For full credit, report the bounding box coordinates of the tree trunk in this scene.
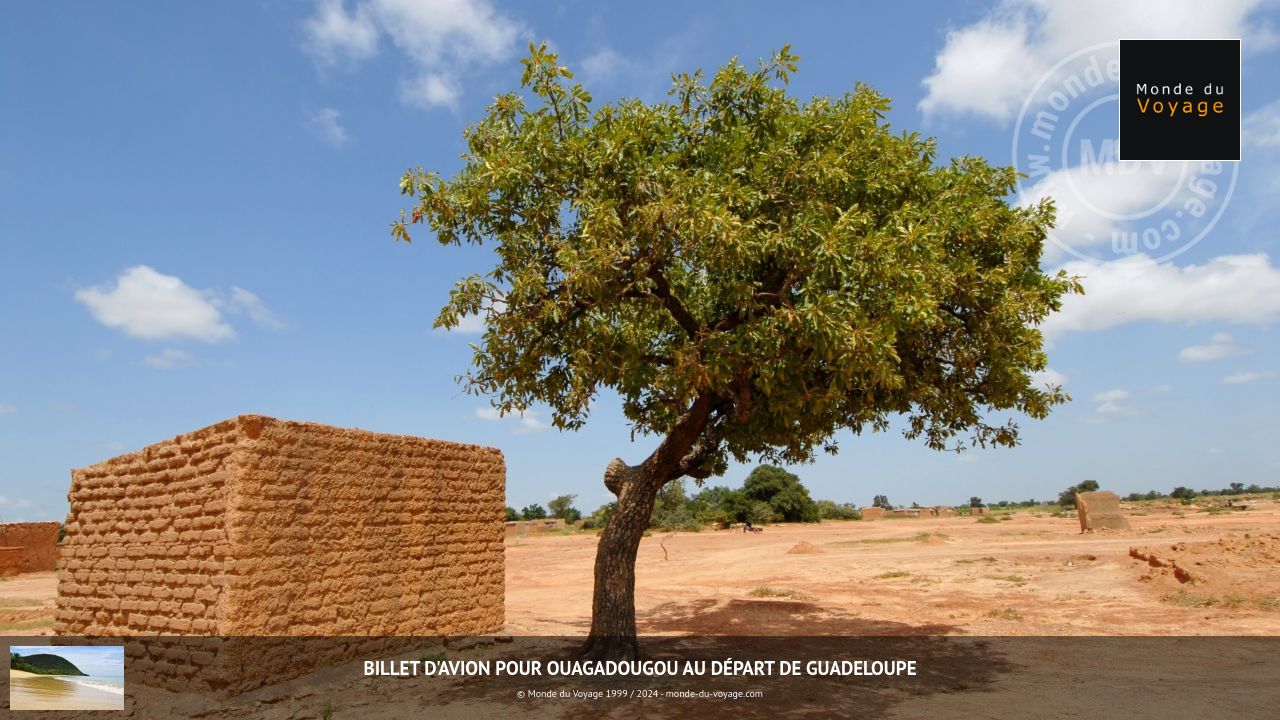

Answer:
[580,461,661,660]
[580,397,717,660]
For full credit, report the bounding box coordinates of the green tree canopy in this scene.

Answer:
[548,494,579,521]
[520,503,548,520]
[741,465,819,522]
[395,43,1075,659]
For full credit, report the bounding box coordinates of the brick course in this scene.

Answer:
[55,415,505,695]
[0,521,58,572]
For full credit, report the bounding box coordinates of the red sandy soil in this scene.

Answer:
[505,499,1280,636]
[3,499,1277,637]
[4,500,1277,718]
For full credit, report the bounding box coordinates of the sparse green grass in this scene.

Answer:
[986,608,1022,621]
[1164,591,1253,609]
[976,515,1000,524]
[875,571,910,580]
[954,556,998,564]
[1259,597,1280,612]
[748,587,813,600]
[987,574,1028,586]
[998,515,1013,521]
[0,598,47,608]
[833,532,947,546]
[909,575,939,585]
[421,652,448,664]
[320,700,334,720]
[0,617,56,632]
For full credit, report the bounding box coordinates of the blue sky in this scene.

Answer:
[1,1,1278,521]
[12,645,124,676]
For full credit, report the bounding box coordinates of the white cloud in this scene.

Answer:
[229,287,287,330]
[303,0,379,66]
[580,47,629,83]
[474,405,551,433]
[143,348,195,370]
[1178,332,1241,363]
[920,0,1274,121]
[0,403,15,415]
[1041,254,1280,342]
[452,313,486,334]
[75,266,284,342]
[1085,386,1136,420]
[1030,367,1067,390]
[400,73,462,110]
[1244,99,1280,149]
[1017,162,1188,261]
[302,0,524,110]
[306,107,348,147]
[1209,447,1225,455]
[1222,370,1276,384]
[75,266,235,342]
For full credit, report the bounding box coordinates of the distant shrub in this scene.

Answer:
[816,500,861,520]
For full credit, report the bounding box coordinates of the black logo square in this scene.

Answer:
[1120,39,1240,161]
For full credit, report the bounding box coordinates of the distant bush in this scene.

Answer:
[581,503,615,530]
[816,500,861,520]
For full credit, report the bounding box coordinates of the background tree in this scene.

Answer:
[872,495,892,510]
[741,465,820,522]
[520,503,548,521]
[1058,479,1100,506]
[969,496,984,508]
[396,43,1075,659]
[504,506,519,522]
[548,494,580,522]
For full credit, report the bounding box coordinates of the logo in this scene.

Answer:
[1012,42,1238,263]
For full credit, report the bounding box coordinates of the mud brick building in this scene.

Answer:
[0,521,59,573]
[55,415,505,694]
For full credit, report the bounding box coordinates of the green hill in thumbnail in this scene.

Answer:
[10,652,88,676]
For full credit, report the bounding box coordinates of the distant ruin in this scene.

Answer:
[860,507,886,520]
[0,521,59,573]
[1076,490,1130,532]
[56,415,505,694]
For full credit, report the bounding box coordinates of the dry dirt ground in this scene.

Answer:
[3,499,1278,637]
[505,500,1280,637]
[3,501,1278,718]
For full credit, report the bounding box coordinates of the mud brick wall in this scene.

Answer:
[56,415,505,695]
[0,521,60,572]
[0,546,23,575]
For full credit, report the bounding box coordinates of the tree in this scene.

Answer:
[520,503,548,520]
[741,465,819,522]
[395,44,1075,659]
[872,495,892,510]
[548,494,580,521]
[1170,486,1197,500]
[816,500,861,520]
[505,506,519,521]
[1058,479,1099,506]
[969,496,984,508]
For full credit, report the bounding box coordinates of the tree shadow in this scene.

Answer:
[639,597,961,636]
[420,601,1005,719]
